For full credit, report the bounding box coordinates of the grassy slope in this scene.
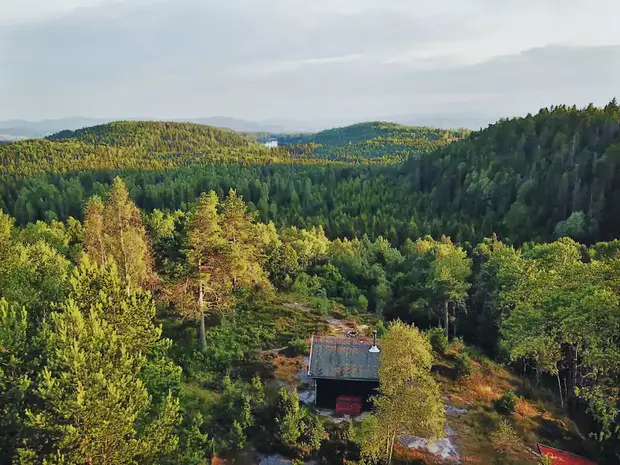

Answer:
[402,343,591,465]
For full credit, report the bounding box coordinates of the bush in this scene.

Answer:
[539,454,553,465]
[289,337,308,356]
[427,327,449,354]
[491,420,523,463]
[454,353,474,380]
[494,390,517,415]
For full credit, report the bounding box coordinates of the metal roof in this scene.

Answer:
[537,445,596,465]
[308,335,380,381]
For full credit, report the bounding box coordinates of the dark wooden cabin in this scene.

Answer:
[307,335,381,414]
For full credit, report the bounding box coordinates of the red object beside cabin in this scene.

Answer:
[537,444,596,465]
[336,395,363,416]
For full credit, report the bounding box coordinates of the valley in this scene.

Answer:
[1,101,619,465]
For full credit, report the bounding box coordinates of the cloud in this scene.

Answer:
[1,0,619,122]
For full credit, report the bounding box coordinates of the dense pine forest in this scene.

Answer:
[1,102,620,464]
[267,122,470,163]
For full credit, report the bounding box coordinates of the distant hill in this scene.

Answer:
[0,117,109,140]
[270,121,470,162]
[185,117,307,133]
[48,121,254,150]
[0,121,296,175]
[0,120,469,175]
[0,117,309,141]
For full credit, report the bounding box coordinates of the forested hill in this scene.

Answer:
[404,100,620,244]
[272,121,469,162]
[47,121,254,150]
[0,121,300,175]
[4,104,620,246]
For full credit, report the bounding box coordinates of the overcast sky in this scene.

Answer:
[1,0,619,126]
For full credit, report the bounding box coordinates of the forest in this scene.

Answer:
[265,122,470,163]
[0,102,619,464]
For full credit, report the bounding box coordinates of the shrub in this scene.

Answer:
[375,320,387,337]
[494,390,517,415]
[449,337,465,354]
[539,454,553,465]
[289,337,308,356]
[427,327,449,354]
[454,353,474,380]
[491,420,523,463]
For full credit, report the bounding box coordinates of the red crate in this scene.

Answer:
[336,395,363,416]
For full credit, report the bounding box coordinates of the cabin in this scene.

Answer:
[307,334,381,415]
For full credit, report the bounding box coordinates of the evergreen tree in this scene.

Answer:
[17,261,181,464]
[83,177,154,288]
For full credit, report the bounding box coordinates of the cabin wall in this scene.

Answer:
[315,378,379,410]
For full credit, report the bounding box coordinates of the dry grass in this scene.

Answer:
[426,344,589,465]
[271,353,306,385]
[515,398,540,419]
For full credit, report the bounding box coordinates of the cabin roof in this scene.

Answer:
[537,444,597,465]
[308,335,380,381]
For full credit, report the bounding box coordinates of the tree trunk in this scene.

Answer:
[387,431,396,465]
[199,280,207,352]
[452,305,457,340]
[117,210,131,288]
[199,311,207,352]
[444,301,449,339]
[97,228,106,266]
[556,372,564,409]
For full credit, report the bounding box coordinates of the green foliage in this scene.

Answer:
[0,239,71,316]
[0,121,292,176]
[83,177,154,287]
[274,387,325,457]
[455,353,474,380]
[554,210,586,240]
[20,287,180,462]
[498,237,620,439]
[0,300,33,463]
[494,391,518,415]
[275,387,304,450]
[427,327,449,354]
[490,420,524,464]
[288,337,308,356]
[359,321,444,465]
[276,122,469,162]
[2,102,620,250]
[2,104,620,461]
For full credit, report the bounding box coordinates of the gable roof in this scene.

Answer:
[308,335,380,381]
[537,445,597,465]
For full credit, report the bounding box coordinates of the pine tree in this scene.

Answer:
[83,196,106,266]
[0,300,32,463]
[186,191,230,351]
[219,189,269,290]
[83,177,154,289]
[18,262,180,464]
[184,190,270,351]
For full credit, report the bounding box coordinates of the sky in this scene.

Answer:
[1,0,620,127]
